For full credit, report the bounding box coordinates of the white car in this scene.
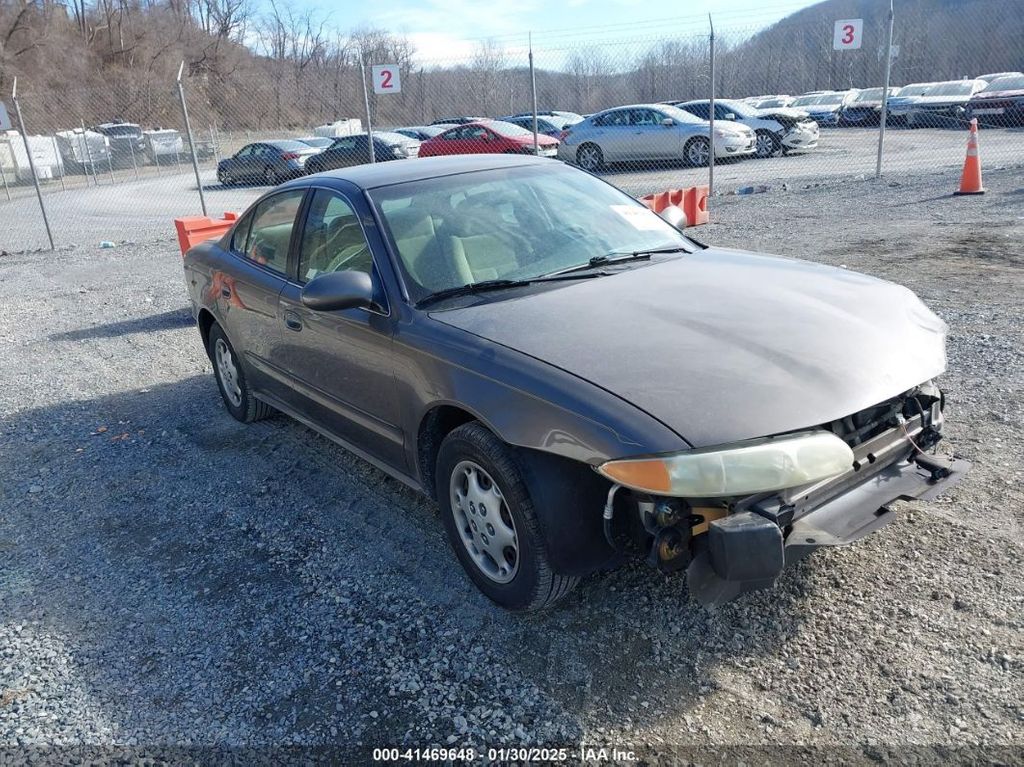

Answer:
[558,103,755,170]
[792,90,859,127]
[673,98,819,158]
[751,95,795,110]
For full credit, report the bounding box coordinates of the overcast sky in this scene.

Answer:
[302,0,822,63]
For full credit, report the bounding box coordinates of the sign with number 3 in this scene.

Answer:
[372,65,401,95]
[833,19,863,50]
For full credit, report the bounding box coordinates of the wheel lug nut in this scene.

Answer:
[487,524,495,535]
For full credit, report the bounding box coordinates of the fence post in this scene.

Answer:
[11,78,55,251]
[529,32,539,155]
[875,0,895,178]
[708,14,716,198]
[128,136,139,181]
[51,136,66,192]
[0,161,9,201]
[360,55,376,163]
[80,119,96,185]
[176,61,207,216]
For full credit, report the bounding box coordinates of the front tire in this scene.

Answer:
[436,423,578,611]
[754,130,780,158]
[208,324,273,423]
[684,136,711,167]
[576,143,604,172]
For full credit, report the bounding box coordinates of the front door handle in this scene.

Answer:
[283,311,302,332]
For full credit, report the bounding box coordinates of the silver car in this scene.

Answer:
[558,103,755,171]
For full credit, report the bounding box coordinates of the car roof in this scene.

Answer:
[279,154,552,191]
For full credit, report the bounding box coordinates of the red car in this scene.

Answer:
[418,120,559,158]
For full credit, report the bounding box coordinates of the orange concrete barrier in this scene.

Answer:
[954,118,984,196]
[640,186,709,227]
[174,212,239,256]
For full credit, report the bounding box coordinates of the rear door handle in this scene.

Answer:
[283,311,302,332]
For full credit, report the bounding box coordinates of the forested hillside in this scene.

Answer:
[0,0,1020,131]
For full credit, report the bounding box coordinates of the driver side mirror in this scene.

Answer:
[301,270,382,312]
[660,117,675,127]
[724,112,737,120]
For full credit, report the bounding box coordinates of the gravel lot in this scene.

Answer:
[1,163,1022,760]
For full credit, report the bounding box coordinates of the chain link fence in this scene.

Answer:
[3,2,1023,252]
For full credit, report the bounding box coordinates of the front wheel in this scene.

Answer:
[684,136,711,167]
[436,423,579,611]
[754,130,780,158]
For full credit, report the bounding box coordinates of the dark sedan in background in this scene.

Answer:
[965,74,1024,126]
[305,132,421,174]
[394,125,454,141]
[182,155,967,611]
[217,140,321,186]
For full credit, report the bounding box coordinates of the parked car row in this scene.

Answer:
[216,68,1023,187]
[743,70,1024,129]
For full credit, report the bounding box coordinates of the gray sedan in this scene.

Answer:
[183,155,967,610]
[557,103,755,170]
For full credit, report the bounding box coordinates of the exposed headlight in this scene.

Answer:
[393,146,407,157]
[598,431,854,497]
[713,128,741,138]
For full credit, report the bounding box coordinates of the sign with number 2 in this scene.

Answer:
[372,65,401,95]
[833,19,863,50]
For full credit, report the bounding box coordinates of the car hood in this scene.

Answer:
[972,88,1024,100]
[433,249,947,449]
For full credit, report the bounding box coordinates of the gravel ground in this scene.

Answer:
[0,164,1022,761]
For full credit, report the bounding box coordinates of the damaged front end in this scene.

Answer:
[600,382,969,606]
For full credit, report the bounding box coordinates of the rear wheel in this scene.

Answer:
[436,423,578,611]
[684,136,711,167]
[576,143,604,172]
[217,167,231,186]
[208,324,273,423]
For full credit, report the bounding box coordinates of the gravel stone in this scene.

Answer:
[0,165,1022,753]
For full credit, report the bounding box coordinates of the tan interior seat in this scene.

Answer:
[389,208,472,290]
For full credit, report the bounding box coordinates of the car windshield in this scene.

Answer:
[298,137,333,147]
[369,164,694,303]
[658,104,705,124]
[853,88,885,102]
[758,98,787,108]
[899,83,933,97]
[720,100,758,118]
[816,93,847,105]
[927,81,975,96]
[791,95,821,106]
[982,75,1024,91]
[486,120,534,138]
[105,125,141,136]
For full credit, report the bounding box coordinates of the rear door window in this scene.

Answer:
[243,190,305,275]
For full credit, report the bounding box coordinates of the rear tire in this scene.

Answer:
[436,423,578,612]
[576,143,604,172]
[208,324,273,423]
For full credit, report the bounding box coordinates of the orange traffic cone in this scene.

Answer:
[954,118,984,196]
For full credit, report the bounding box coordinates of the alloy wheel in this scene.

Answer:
[687,139,710,166]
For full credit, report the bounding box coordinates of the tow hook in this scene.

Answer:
[914,452,953,482]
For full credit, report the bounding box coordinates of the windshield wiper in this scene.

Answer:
[416,272,605,308]
[546,245,691,277]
